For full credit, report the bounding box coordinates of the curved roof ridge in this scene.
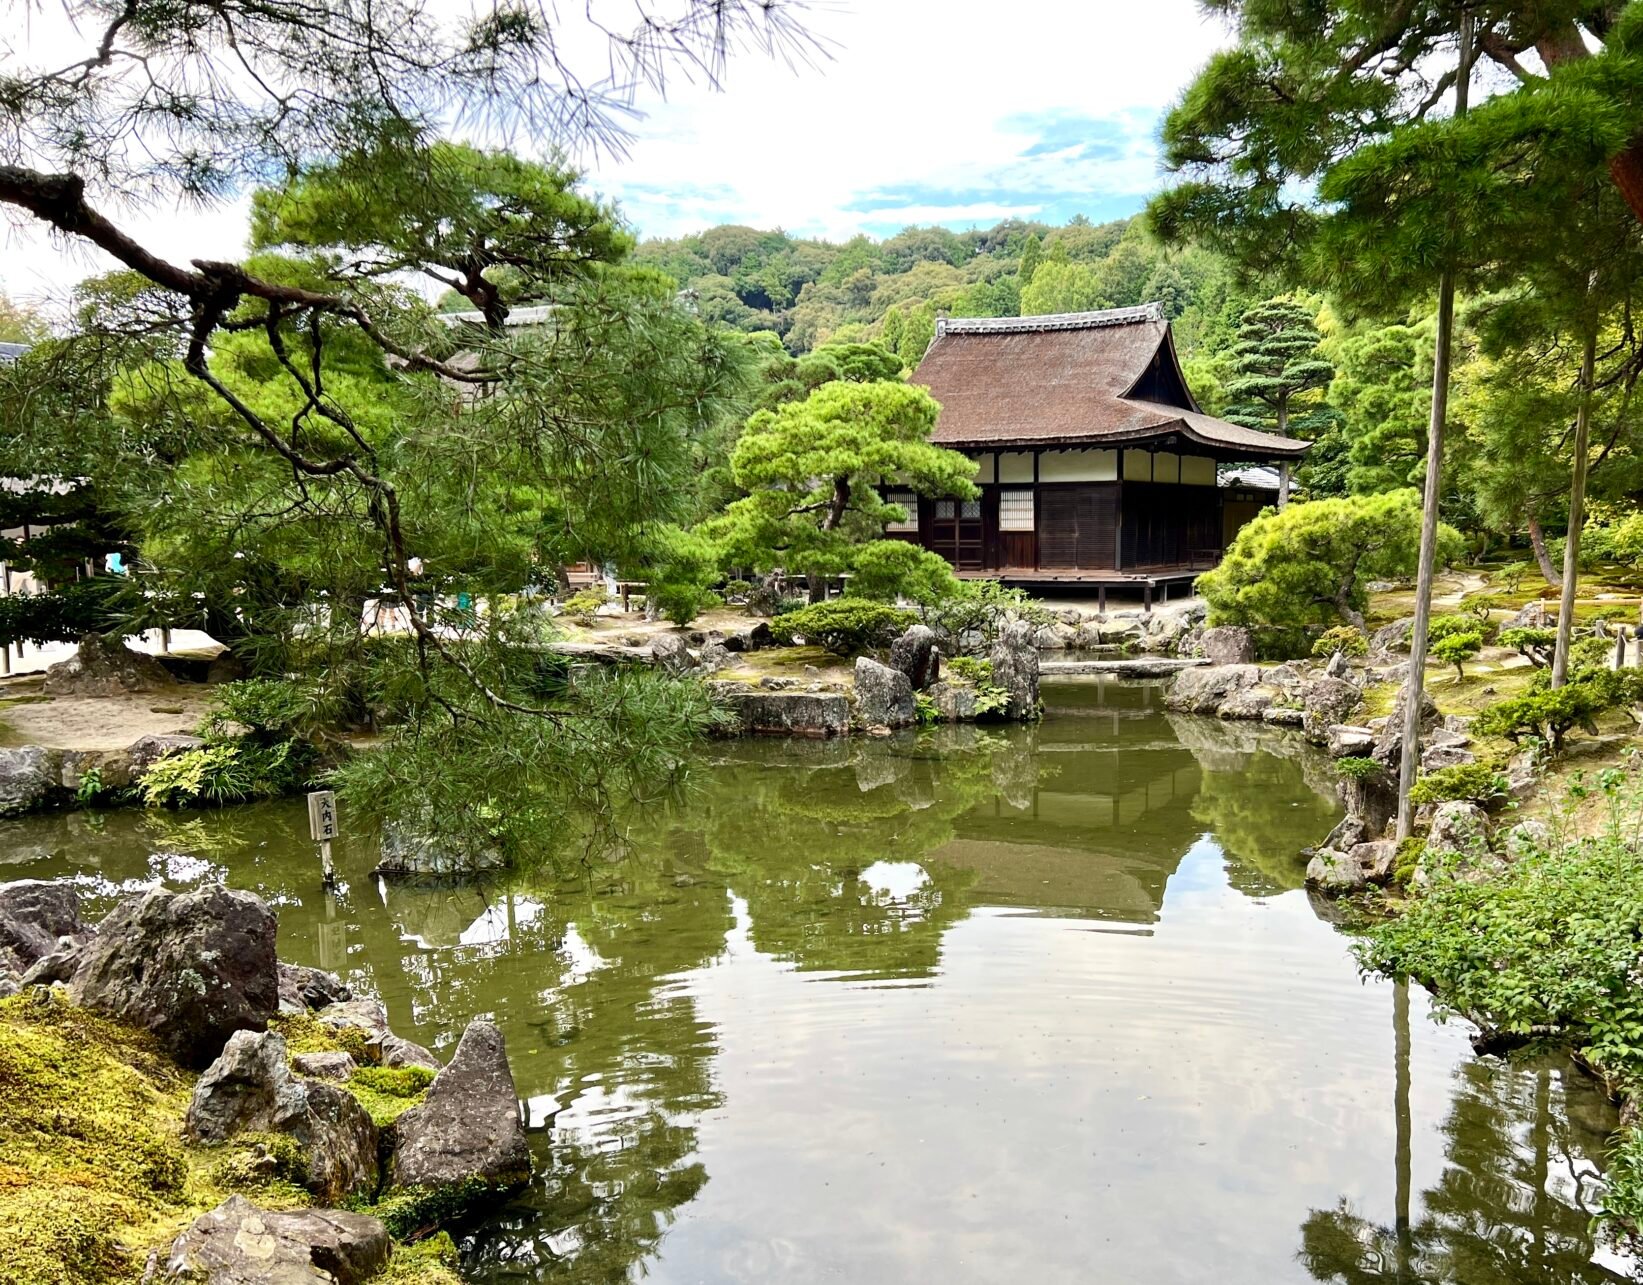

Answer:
[938,303,1165,336]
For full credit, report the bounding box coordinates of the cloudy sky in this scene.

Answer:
[0,0,1232,305]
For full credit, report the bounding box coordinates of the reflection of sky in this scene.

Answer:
[636,843,1582,1285]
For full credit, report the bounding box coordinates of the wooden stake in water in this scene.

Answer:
[308,789,339,887]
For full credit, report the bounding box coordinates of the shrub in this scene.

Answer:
[1408,763,1508,806]
[770,600,915,654]
[919,578,1052,650]
[1490,561,1529,593]
[1335,756,1382,781]
[1474,668,1643,753]
[1426,613,1478,643]
[1311,625,1368,659]
[559,587,607,625]
[1499,626,1555,667]
[1571,634,1617,671]
[944,656,993,684]
[651,582,722,628]
[846,539,961,606]
[636,526,721,626]
[1197,490,1464,654]
[139,740,311,808]
[200,677,311,743]
[1430,628,1482,680]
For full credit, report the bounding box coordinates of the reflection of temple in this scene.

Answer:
[922,678,1336,923]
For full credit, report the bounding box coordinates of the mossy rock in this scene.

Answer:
[346,1065,435,1129]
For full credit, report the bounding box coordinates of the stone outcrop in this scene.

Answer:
[707,684,850,737]
[1326,725,1376,758]
[375,821,507,879]
[988,620,1041,720]
[888,625,940,691]
[0,879,93,988]
[853,657,915,729]
[125,733,207,775]
[1305,839,1396,894]
[1164,664,1261,715]
[277,962,352,1015]
[1200,625,1254,666]
[649,633,698,676]
[41,633,173,696]
[0,746,60,817]
[1370,683,1440,772]
[1302,676,1363,743]
[185,1029,379,1203]
[927,680,977,722]
[70,886,278,1067]
[390,1019,530,1191]
[292,1050,359,1082]
[156,1195,390,1285]
[314,997,441,1071]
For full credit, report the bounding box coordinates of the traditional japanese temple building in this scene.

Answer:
[903,303,1310,592]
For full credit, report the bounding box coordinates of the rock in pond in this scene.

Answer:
[988,619,1040,721]
[157,1195,390,1285]
[70,886,278,1068]
[888,624,940,691]
[0,879,93,981]
[853,656,915,730]
[0,746,61,817]
[314,996,441,1071]
[375,821,507,879]
[1200,625,1254,666]
[391,1019,530,1191]
[1164,664,1260,715]
[186,1029,379,1203]
[277,962,352,1014]
[707,684,850,737]
[1302,676,1363,743]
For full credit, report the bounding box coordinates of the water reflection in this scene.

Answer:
[0,679,1627,1283]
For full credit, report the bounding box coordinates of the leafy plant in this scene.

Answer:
[1499,626,1556,667]
[944,656,993,684]
[200,677,312,744]
[1311,625,1368,658]
[559,588,608,626]
[919,578,1052,650]
[914,692,940,726]
[1474,668,1643,754]
[138,741,311,808]
[972,684,1012,718]
[1334,756,1382,781]
[845,539,961,606]
[1409,763,1508,807]
[1430,628,1482,681]
[73,767,105,806]
[770,600,915,655]
[1490,561,1529,593]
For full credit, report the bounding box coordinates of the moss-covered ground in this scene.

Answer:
[0,991,449,1285]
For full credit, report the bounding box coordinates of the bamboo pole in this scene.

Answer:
[1396,11,1473,842]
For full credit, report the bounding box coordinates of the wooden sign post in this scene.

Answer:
[307,789,339,887]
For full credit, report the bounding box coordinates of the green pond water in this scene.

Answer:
[0,678,1633,1284]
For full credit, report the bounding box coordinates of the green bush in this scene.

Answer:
[1474,668,1643,753]
[944,656,993,684]
[559,588,607,625]
[846,539,961,606]
[1335,756,1382,781]
[0,579,122,647]
[139,740,312,809]
[770,600,915,654]
[1430,628,1482,680]
[1499,626,1555,667]
[919,578,1052,649]
[1408,763,1508,806]
[1426,613,1478,643]
[1489,561,1530,592]
[650,582,722,628]
[200,677,311,743]
[636,526,722,626]
[1311,625,1368,658]
[1571,634,1617,671]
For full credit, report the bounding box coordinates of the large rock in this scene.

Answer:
[1368,617,1415,657]
[1302,676,1363,743]
[375,821,507,879]
[41,633,173,696]
[1372,682,1441,771]
[1306,839,1397,896]
[1200,626,1255,666]
[649,633,698,676]
[1326,725,1376,758]
[708,685,850,737]
[988,620,1041,721]
[157,1195,390,1285]
[0,879,92,979]
[1426,801,1489,858]
[928,680,977,723]
[186,1029,379,1203]
[1164,664,1260,715]
[70,886,278,1067]
[277,962,352,1015]
[126,733,206,776]
[0,746,61,816]
[391,1019,530,1191]
[1218,686,1274,721]
[314,996,439,1070]
[889,625,940,691]
[853,656,916,729]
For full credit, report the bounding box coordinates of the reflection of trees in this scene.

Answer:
[1167,712,1340,897]
[1300,981,1625,1285]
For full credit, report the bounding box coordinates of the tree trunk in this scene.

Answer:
[1534,27,1643,227]
[820,476,851,532]
[1551,322,1598,688]
[1396,11,1472,843]
[1526,513,1561,586]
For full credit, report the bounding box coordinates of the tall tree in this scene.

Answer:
[1223,299,1338,439]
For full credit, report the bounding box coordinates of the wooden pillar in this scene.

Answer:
[1144,582,1153,615]
[1277,462,1291,510]
[1097,584,1107,618]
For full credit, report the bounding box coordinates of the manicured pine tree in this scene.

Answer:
[1222,299,1337,440]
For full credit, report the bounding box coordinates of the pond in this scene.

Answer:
[0,678,1631,1284]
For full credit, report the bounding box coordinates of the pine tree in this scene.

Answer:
[1222,300,1337,439]
[1018,234,1043,287]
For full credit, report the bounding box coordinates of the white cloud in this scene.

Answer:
[0,0,1232,305]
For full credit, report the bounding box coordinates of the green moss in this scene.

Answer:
[379,1233,466,1284]
[270,1011,375,1064]
[356,1179,490,1240]
[1391,837,1426,887]
[346,1065,435,1128]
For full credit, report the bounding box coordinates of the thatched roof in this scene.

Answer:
[913,303,1311,460]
